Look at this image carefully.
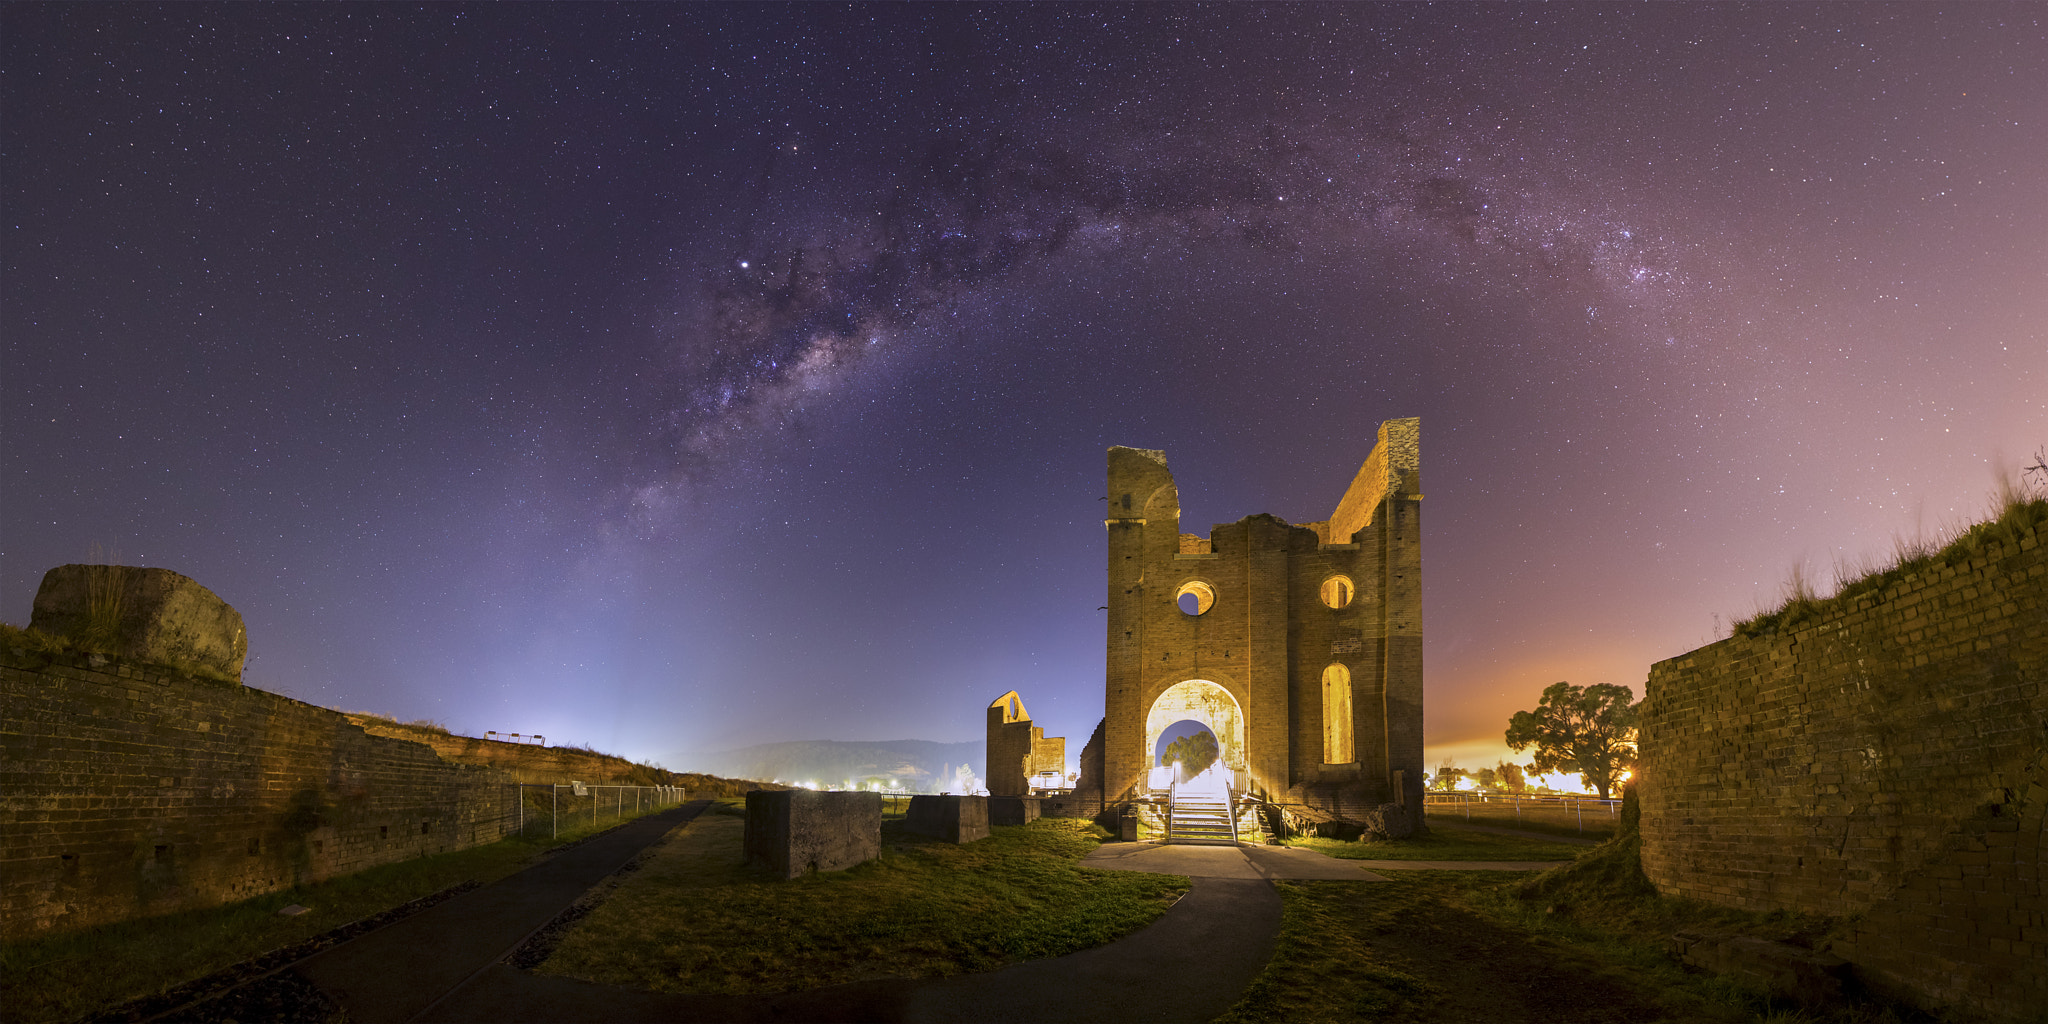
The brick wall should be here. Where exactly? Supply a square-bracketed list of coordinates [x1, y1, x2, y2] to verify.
[1639, 518, 2045, 1021]
[2, 646, 526, 941]
[344, 716, 677, 785]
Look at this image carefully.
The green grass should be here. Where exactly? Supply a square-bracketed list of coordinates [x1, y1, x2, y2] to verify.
[0, 805, 677, 1024]
[536, 806, 1188, 995]
[1424, 801, 1622, 840]
[1287, 823, 1589, 862]
[1221, 833, 1912, 1023]
[1217, 869, 1740, 1024]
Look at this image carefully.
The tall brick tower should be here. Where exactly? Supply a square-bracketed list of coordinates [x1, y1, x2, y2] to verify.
[1100, 418, 1423, 833]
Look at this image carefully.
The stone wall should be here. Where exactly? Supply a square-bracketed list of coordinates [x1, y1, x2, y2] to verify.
[1639, 517, 2044, 1021]
[3, 644, 602, 941]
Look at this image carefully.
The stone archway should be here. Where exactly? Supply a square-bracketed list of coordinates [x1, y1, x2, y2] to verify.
[1144, 680, 1246, 791]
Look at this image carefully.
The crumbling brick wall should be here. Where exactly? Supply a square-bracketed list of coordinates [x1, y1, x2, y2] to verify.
[0, 645, 527, 941]
[1639, 518, 2044, 1021]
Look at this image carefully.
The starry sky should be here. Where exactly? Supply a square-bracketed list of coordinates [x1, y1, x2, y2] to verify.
[5, 4, 2043, 782]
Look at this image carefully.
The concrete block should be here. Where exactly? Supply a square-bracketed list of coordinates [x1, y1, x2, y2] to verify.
[904, 794, 989, 843]
[988, 796, 1042, 826]
[743, 790, 880, 879]
[31, 566, 246, 681]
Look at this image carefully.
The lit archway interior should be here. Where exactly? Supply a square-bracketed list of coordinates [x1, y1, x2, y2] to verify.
[1145, 679, 1246, 787]
[1154, 719, 1220, 782]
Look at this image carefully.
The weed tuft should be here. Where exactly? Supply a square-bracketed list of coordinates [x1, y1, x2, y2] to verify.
[1733, 467, 2046, 639]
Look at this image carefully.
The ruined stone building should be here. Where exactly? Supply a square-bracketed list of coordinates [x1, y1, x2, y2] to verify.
[984, 690, 1066, 797]
[1083, 417, 1424, 834]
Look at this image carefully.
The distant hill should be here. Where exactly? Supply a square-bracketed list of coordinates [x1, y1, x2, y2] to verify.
[668, 739, 984, 793]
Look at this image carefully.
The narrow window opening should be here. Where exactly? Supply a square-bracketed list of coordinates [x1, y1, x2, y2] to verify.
[421, 821, 432, 835]
[379, 825, 389, 840]
[1322, 664, 1355, 764]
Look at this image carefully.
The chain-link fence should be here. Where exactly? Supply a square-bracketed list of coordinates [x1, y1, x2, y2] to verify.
[509, 783, 690, 840]
[1424, 791, 1621, 835]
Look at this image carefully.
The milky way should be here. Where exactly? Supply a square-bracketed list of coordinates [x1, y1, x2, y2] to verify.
[637, 110, 1713, 520]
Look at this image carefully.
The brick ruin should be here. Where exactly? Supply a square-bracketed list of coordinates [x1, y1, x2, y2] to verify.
[0, 566, 687, 941]
[1639, 516, 2045, 1022]
[983, 690, 1066, 797]
[1071, 417, 1424, 835]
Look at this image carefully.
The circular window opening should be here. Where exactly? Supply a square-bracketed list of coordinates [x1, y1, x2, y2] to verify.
[1175, 581, 1215, 616]
[1320, 575, 1355, 609]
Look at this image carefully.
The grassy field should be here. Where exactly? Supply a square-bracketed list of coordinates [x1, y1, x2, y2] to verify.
[536, 803, 1188, 995]
[1290, 822, 1590, 862]
[1221, 833, 1914, 1024]
[1425, 798, 1623, 840]
[0, 804, 679, 1024]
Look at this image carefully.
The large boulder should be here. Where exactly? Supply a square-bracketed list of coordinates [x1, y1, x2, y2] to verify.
[29, 565, 246, 681]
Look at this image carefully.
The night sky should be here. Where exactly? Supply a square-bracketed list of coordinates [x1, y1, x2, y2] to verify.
[5, 4, 2043, 781]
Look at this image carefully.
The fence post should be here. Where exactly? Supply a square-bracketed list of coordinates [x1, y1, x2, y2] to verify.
[1577, 799, 1583, 832]
[518, 783, 524, 836]
[552, 785, 559, 840]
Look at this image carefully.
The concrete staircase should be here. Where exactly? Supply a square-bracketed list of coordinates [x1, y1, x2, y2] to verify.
[1167, 791, 1239, 845]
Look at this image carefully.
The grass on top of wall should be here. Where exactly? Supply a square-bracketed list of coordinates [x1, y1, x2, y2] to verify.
[0, 806, 675, 1024]
[1734, 483, 2046, 640]
[535, 805, 1188, 995]
[0, 621, 239, 685]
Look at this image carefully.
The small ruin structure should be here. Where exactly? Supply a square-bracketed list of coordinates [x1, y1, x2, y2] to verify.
[984, 690, 1066, 796]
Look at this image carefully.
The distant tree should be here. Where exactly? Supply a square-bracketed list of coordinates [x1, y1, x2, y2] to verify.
[1473, 766, 1499, 791]
[1430, 758, 1467, 791]
[1159, 730, 1219, 776]
[1495, 761, 1527, 794]
[1505, 682, 1640, 800]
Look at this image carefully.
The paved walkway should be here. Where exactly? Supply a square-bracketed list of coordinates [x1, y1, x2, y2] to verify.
[1080, 840, 1572, 876]
[294, 801, 709, 1023]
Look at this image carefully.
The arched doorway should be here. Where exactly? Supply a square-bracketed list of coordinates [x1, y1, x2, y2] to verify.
[1144, 679, 1245, 792]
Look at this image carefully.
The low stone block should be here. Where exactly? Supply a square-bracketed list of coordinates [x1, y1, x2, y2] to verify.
[904, 794, 989, 843]
[988, 796, 1041, 826]
[743, 790, 881, 879]
[30, 566, 246, 681]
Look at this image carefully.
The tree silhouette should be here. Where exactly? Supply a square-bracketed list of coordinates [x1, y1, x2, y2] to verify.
[1505, 681, 1639, 799]
[1158, 729, 1219, 777]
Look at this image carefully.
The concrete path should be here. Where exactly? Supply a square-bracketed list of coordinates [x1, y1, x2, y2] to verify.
[294, 801, 708, 1023]
[1079, 840, 1570, 876]
[1081, 839, 1393, 880]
